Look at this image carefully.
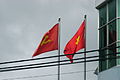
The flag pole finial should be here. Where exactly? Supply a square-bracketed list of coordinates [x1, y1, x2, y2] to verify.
[58, 18, 61, 22]
[84, 15, 87, 19]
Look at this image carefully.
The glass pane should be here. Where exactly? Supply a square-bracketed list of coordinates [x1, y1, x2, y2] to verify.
[99, 4, 107, 72]
[108, 0, 116, 21]
[99, 27, 107, 72]
[99, 27, 107, 48]
[108, 21, 116, 68]
[118, 0, 120, 17]
[99, 50, 107, 72]
[109, 21, 116, 44]
[118, 0, 120, 65]
[99, 5, 107, 27]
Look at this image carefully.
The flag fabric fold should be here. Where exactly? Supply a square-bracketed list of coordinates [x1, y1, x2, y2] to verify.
[64, 20, 85, 63]
[32, 23, 59, 57]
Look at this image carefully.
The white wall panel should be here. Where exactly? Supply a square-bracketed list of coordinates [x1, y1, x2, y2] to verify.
[98, 66, 120, 80]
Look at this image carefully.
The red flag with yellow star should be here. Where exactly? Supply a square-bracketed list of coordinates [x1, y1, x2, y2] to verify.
[32, 23, 59, 57]
[64, 20, 85, 63]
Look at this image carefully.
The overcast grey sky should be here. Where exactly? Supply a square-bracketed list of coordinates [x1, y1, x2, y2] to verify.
[0, 0, 98, 80]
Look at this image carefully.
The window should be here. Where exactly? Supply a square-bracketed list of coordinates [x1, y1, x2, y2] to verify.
[108, 0, 116, 69]
[99, 0, 117, 72]
[99, 5, 107, 72]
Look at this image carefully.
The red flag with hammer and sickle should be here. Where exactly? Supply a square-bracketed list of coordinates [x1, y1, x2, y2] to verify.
[64, 20, 85, 63]
[32, 23, 59, 57]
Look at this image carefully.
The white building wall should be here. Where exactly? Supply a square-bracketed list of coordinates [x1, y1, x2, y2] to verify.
[98, 66, 120, 80]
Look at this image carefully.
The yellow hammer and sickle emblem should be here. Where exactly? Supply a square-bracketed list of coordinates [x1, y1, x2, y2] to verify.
[41, 35, 52, 46]
[75, 36, 80, 45]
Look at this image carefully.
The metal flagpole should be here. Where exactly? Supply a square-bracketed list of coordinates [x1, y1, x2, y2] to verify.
[58, 18, 61, 80]
[84, 15, 87, 80]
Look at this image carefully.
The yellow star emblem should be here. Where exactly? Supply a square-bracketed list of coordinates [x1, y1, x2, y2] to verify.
[75, 36, 80, 45]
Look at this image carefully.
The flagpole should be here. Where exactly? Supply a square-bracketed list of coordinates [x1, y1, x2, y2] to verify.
[84, 15, 87, 80]
[58, 18, 61, 80]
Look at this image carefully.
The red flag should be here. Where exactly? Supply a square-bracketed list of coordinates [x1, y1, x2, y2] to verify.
[64, 20, 85, 63]
[32, 23, 59, 57]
